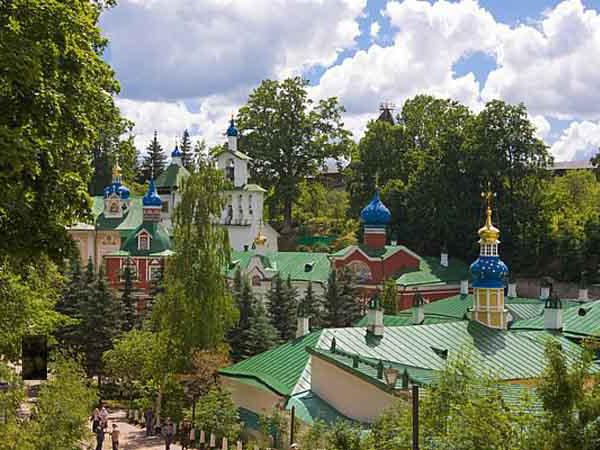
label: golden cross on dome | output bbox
[481,182,496,211]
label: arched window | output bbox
[138,232,150,251]
[252,275,261,286]
[226,159,235,183]
[347,260,372,283]
[248,194,253,215]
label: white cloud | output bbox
[311,0,501,117]
[550,120,600,161]
[530,114,551,140]
[483,0,600,120]
[102,0,365,101]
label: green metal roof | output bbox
[228,250,331,283]
[286,391,357,426]
[395,256,469,287]
[121,222,171,257]
[155,162,190,189]
[213,148,251,161]
[91,196,144,232]
[220,330,323,396]
[226,184,267,193]
[314,322,585,381]
[354,314,457,327]
[511,300,600,338]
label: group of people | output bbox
[91,403,120,450]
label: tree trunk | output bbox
[282,198,293,234]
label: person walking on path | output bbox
[95,423,105,450]
[163,418,175,450]
[111,423,120,450]
[179,420,191,450]
[100,403,109,429]
[145,407,154,436]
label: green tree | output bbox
[381,278,397,315]
[298,280,324,330]
[153,162,236,361]
[237,77,352,232]
[267,275,298,342]
[323,268,360,328]
[0,256,67,361]
[195,387,241,441]
[141,131,167,181]
[180,129,194,171]
[0,0,125,262]
[532,340,600,450]
[121,265,137,332]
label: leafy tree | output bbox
[193,139,208,169]
[153,162,236,361]
[532,340,600,450]
[141,131,167,181]
[237,77,352,232]
[323,268,360,327]
[259,406,295,449]
[121,265,137,332]
[180,129,194,171]
[0,0,125,262]
[0,256,68,361]
[381,278,397,315]
[298,281,324,330]
[267,275,298,342]
[195,387,241,441]
[189,345,230,397]
[0,356,96,450]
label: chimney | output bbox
[440,244,448,267]
[544,294,563,330]
[540,277,552,300]
[412,291,425,324]
[578,288,589,301]
[460,280,469,296]
[296,317,310,338]
[366,295,384,337]
[507,282,517,298]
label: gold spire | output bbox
[254,221,267,246]
[112,158,122,183]
[478,184,500,244]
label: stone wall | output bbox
[517,278,599,300]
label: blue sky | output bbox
[100,0,600,161]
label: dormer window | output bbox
[138,232,150,251]
[226,159,235,183]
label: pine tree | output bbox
[121,266,137,332]
[180,129,194,171]
[299,280,324,330]
[193,139,207,169]
[267,275,297,342]
[228,270,257,361]
[141,130,167,181]
[55,257,84,347]
[323,268,359,327]
[80,266,122,380]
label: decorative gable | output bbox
[137,230,151,251]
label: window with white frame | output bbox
[138,232,150,251]
[121,259,138,281]
[149,264,162,282]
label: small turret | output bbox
[360,190,391,250]
[226,116,239,152]
[143,179,162,222]
[412,291,425,325]
[544,293,563,330]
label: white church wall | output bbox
[221,377,282,416]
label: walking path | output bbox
[92,410,182,450]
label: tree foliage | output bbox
[153,162,236,360]
[266,275,298,342]
[141,130,167,181]
[323,268,360,328]
[195,387,241,441]
[0,0,125,262]
[237,77,352,231]
[180,129,194,171]
[298,280,324,330]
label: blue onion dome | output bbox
[171,145,182,158]
[470,256,509,288]
[143,179,162,207]
[117,185,130,200]
[360,191,391,226]
[226,117,238,137]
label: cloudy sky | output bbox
[100,0,600,161]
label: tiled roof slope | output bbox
[220,330,323,396]
[228,251,331,283]
[512,300,600,338]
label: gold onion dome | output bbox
[478,206,500,244]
